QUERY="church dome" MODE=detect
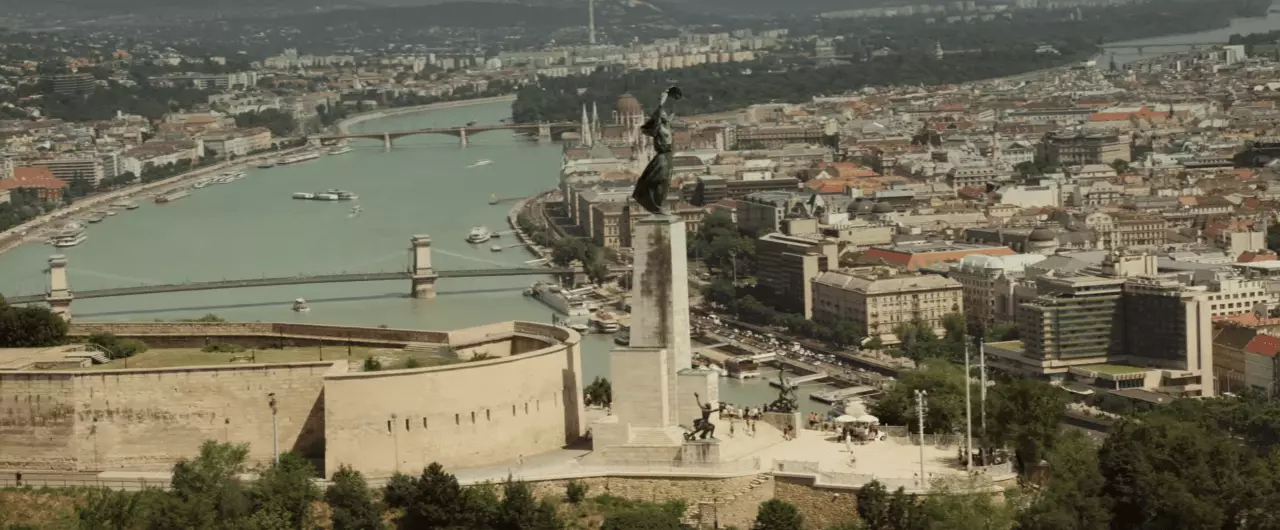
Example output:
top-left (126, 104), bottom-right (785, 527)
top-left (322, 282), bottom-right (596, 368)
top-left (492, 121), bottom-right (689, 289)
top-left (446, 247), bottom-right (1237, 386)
top-left (616, 93), bottom-right (643, 117)
top-left (1028, 227), bottom-right (1057, 242)
top-left (850, 200), bottom-right (875, 214)
top-left (872, 202), bottom-right (894, 214)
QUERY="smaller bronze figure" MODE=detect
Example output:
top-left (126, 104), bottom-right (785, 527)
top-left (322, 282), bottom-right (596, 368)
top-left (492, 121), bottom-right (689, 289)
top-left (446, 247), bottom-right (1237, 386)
top-left (631, 86), bottom-right (683, 215)
top-left (768, 368), bottom-right (799, 414)
top-left (687, 392), bottom-right (725, 440)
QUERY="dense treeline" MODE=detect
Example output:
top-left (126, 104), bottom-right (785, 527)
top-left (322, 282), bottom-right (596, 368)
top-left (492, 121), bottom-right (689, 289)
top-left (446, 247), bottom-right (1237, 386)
top-left (512, 48), bottom-right (1082, 124)
top-left (0, 294), bottom-right (67, 348)
top-left (513, 0), bottom-right (1275, 123)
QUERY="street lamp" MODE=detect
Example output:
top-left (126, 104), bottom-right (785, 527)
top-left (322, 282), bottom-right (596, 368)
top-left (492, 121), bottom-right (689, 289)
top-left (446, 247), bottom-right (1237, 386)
top-left (915, 390), bottom-right (927, 489)
top-left (267, 393), bottom-right (279, 465)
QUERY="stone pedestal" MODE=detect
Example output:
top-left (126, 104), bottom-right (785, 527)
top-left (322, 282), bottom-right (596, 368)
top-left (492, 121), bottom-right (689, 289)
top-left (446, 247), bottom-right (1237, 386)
top-left (681, 439), bottom-right (721, 464)
top-left (611, 347), bottom-right (672, 428)
top-left (677, 368), bottom-right (719, 429)
top-left (591, 214), bottom-right (717, 465)
top-left (630, 215), bottom-right (693, 425)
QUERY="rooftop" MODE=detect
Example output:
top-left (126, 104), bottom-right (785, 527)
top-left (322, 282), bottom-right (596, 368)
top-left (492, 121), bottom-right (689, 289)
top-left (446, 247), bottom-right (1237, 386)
top-left (1076, 363), bottom-right (1149, 375)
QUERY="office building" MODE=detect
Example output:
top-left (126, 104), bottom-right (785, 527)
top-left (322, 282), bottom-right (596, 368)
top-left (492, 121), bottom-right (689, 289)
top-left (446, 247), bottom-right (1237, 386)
top-left (31, 156), bottom-right (105, 185)
top-left (947, 253), bottom-right (1046, 325)
top-left (755, 232), bottom-right (839, 317)
top-left (50, 73), bottom-right (96, 94)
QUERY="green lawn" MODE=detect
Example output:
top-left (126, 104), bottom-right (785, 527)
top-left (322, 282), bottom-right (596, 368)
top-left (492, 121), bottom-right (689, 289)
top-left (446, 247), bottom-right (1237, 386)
top-left (1079, 364), bottom-right (1149, 375)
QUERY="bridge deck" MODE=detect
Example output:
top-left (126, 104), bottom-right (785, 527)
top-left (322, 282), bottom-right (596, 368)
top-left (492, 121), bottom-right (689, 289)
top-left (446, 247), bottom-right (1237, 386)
top-left (5, 267), bottom-right (596, 304)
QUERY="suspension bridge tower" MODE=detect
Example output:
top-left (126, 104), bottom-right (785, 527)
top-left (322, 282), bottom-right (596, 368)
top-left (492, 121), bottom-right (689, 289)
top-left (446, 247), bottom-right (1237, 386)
top-left (46, 254), bottom-right (73, 320)
top-left (409, 235), bottom-right (439, 299)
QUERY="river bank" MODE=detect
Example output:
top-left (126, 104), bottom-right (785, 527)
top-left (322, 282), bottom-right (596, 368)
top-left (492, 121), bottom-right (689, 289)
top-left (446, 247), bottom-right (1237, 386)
top-left (0, 95), bottom-right (519, 260)
top-left (0, 146), bottom-right (314, 257)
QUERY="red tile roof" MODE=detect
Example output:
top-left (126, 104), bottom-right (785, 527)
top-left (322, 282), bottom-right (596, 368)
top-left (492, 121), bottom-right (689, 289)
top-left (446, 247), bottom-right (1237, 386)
top-left (1246, 334), bottom-right (1280, 358)
top-left (0, 167), bottom-right (64, 191)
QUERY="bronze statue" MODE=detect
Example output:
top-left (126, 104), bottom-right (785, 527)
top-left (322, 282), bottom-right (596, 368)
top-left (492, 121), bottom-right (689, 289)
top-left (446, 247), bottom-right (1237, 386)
top-left (686, 392), bottom-right (724, 441)
top-left (632, 86), bottom-right (682, 215)
top-left (768, 367), bottom-right (799, 414)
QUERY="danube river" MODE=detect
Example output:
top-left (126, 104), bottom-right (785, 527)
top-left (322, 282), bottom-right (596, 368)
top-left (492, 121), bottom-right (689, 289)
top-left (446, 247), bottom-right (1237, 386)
top-left (0, 100), bottom-right (828, 414)
top-left (1109, 10), bottom-right (1280, 65)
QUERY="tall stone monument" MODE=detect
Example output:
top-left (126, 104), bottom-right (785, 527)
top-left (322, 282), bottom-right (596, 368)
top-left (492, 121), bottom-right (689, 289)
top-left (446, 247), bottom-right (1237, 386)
top-left (591, 213), bottom-right (719, 464)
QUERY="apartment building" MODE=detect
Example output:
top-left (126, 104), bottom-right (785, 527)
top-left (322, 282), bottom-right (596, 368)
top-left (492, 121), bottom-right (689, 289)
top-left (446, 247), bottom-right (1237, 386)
top-left (811, 268), bottom-right (963, 344)
top-left (1108, 212), bottom-right (1168, 249)
top-left (947, 253), bottom-right (1047, 324)
top-left (202, 128), bottom-right (272, 158)
top-left (590, 202), bottom-right (631, 250)
top-left (30, 156), bottom-right (104, 185)
top-left (755, 232), bottom-right (839, 317)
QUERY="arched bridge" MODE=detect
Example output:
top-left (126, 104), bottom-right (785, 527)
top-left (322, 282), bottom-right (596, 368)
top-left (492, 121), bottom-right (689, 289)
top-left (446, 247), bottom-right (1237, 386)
top-left (28, 234), bottom-right (630, 319)
top-left (1099, 40), bottom-right (1229, 53)
top-left (4, 268), bottom-right (583, 305)
top-left (319, 122), bottom-right (581, 151)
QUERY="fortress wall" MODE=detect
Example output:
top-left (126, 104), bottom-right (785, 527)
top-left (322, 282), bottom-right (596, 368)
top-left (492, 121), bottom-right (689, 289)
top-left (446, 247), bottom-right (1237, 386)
top-left (69, 362), bottom-right (345, 471)
top-left (324, 323), bottom-right (584, 478)
top-left (0, 373), bottom-right (79, 470)
top-left (68, 322), bottom-right (449, 349)
top-left (0, 362), bottom-right (344, 472)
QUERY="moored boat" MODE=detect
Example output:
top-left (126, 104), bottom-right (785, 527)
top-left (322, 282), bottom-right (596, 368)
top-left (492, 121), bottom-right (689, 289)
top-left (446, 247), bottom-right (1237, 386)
top-left (52, 233), bottom-right (87, 248)
top-left (293, 298), bottom-right (311, 312)
top-left (155, 190), bottom-right (190, 204)
top-left (590, 311), bottom-right (621, 333)
top-left (466, 226), bottom-right (492, 243)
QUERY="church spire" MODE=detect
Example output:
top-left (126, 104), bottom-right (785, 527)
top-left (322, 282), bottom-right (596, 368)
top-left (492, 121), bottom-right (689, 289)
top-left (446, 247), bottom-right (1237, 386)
top-left (592, 101), bottom-right (601, 142)
top-left (581, 104), bottom-right (593, 148)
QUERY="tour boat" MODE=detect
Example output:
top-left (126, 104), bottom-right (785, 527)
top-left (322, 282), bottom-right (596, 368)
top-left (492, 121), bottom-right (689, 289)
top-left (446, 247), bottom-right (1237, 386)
top-left (85, 213), bottom-right (107, 224)
top-left (467, 159), bottom-right (493, 168)
top-left (590, 312), bottom-right (621, 333)
top-left (52, 233), bottom-right (87, 248)
top-left (257, 162), bottom-right (275, 169)
top-left (155, 190), bottom-right (190, 204)
top-left (325, 189), bottom-right (358, 201)
top-left (292, 298), bottom-right (311, 312)
top-left (329, 146), bottom-right (354, 156)
top-left (125, 203), bottom-right (140, 210)
top-left (466, 226), bottom-right (492, 244)
top-left (726, 358), bottom-right (762, 380)
top-left (315, 193), bottom-right (340, 201)
top-left (280, 152), bottom-right (321, 165)
top-left (527, 282), bottom-right (594, 317)
top-left (293, 192), bottom-right (316, 200)
top-left (490, 244), bottom-right (504, 252)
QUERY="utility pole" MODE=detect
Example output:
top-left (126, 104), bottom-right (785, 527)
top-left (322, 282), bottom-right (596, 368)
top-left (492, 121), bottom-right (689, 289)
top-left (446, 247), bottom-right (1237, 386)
top-left (915, 390), bottom-right (927, 489)
top-left (268, 393), bottom-right (279, 465)
top-left (964, 341), bottom-right (973, 472)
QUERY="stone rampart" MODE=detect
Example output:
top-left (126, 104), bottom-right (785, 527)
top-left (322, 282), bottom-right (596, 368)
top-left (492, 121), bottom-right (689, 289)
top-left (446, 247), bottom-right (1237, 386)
top-left (324, 322), bottom-right (584, 478)
top-left (68, 322), bottom-right (450, 349)
top-left (0, 362), bottom-right (345, 472)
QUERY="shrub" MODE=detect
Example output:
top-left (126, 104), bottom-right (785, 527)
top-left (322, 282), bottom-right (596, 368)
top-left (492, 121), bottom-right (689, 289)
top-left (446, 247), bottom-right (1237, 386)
top-left (87, 332), bottom-right (148, 359)
top-left (202, 343), bottom-right (246, 353)
top-left (363, 357), bottom-right (383, 371)
top-left (565, 480), bottom-right (588, 504)
top-left (404, 357), bottom-right (423, 369)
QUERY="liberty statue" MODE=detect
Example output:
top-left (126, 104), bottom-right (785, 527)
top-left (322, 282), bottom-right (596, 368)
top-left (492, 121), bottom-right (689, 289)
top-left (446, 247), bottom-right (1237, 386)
top-left (631, 86), bottom-right (683, 215)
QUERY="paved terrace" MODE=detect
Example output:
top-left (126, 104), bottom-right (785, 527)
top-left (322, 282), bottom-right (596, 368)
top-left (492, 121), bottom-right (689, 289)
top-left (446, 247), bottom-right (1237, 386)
top-left (0, 410), bottom-right (1011, 495)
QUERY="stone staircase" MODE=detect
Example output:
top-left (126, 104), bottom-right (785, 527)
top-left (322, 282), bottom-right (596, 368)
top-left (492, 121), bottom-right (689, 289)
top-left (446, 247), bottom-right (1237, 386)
top-left (401, 342), bottom-right (446, 354)
top-left (681, 473), bottom-right (775, 528)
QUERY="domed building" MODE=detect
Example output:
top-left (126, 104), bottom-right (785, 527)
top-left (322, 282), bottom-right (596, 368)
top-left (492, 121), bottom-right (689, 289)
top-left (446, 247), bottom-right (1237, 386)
top-left (1027, 227), bottom-right (1061, 255)
top-left (872, 202), bottom-right (895, 215)
top-left (614, 93), bottom-right (644, 129)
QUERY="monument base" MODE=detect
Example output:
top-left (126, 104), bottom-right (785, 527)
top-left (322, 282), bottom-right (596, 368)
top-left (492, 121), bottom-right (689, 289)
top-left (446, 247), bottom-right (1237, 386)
top-left (681, 439), bottom-right (722, 465)
top-left (677, 368), bottom-right (719, 430)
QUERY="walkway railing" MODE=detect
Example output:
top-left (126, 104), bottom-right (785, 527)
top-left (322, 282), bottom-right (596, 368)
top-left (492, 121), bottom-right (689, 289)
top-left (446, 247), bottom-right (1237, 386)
top-left (771, 459), bottom-right (1012, 493)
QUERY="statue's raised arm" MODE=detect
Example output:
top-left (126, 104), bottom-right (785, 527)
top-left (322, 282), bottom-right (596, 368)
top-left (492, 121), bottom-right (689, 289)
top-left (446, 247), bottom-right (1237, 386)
top-left (631, 86), bottom-right (683, 216)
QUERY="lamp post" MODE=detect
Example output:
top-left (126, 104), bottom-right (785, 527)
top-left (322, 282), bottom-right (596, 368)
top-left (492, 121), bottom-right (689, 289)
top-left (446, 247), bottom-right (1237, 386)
top-left (964, 341), bottom-right (973, 472)
top-left (915, 390), bottom-right (927, 489)
top-left (267, 393), bottom-right (279, 465)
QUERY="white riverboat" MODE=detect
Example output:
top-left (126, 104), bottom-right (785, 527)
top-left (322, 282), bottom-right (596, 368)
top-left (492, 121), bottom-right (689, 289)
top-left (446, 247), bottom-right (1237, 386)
top-left (525, 282), bottom-right (594, 317)
top-left (293, 298), bottom-right (311, 312)
top-left (467, 159), bottom-right (493, 168)
top-left (329, 146), bottom-right (354, 156)
top-left (590, 311), bottom-right (621, 333)
top-left (52, 233), bottom-right (87, 248)
top-left (466, 226), bottom-right (492, 244)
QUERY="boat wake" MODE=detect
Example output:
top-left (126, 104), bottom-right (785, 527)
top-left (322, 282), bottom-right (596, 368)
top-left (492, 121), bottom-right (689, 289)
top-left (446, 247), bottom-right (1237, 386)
top-left (432, 248), bottom-right (509, 267)
top-left (73, 268), bottom-right (162, 285)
